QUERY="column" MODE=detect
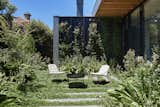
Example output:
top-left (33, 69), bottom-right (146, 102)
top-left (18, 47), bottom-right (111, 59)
top-left (53, 16), bottom-right (59, 65)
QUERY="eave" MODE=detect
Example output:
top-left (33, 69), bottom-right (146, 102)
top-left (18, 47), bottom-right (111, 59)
top-left (93, 0), bottom-right (145, 17)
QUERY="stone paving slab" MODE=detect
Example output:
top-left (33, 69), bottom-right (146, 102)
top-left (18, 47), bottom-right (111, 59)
top-left (65, 92), bottom-right (106, 95)
top-left (44, 98), bottom-right (100, 102)
top-left (40, 106), bottom-right (103, 107)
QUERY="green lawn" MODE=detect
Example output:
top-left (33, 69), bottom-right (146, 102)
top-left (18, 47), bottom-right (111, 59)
top-left (21, 70), bottom-right (110, 107)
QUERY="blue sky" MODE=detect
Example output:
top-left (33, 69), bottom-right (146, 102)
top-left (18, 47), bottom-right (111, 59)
top-left (10, 0), bottom-right (96, 29)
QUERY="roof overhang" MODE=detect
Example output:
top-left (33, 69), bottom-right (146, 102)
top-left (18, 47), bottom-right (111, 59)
top-left (93, 0), bottom-right (145, 17)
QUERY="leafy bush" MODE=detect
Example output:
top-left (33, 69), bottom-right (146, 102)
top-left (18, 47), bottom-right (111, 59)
top-left (60, 55), bottom-right (106, 74)
top-left (0, 22), bottom-right (47, 106)
top-left (0, 0), bottom-right (16, 29)
top-left (59, 22), bottom-right (106, 60)
top-left (104, 49), bottom-right (160, 107)
top-left (60, 55), bottom-right (85, 74)
top-left (87, 22), bottom-right (105, 59)
top-left (123, 49), bottom-right (136, 71)
top-left (0, 2), bottom-right (50, 106)
top-left (29, 20), bottom-right (53, 58)
top-left (59, 22), bottom-right (81, 58)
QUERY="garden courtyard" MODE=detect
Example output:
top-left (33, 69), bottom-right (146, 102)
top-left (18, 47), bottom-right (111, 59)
top-left (33, 70), bottom-right (110, 107)
top-left (0, 0), bottom-right (160, 107)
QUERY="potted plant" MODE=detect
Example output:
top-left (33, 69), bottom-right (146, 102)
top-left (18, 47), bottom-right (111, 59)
top-left (60, 55), bottom-right (86, 78)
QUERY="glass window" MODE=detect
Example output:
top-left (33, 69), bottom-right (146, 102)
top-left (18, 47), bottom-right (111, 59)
top-left (145, 0), bottom-right (160, 58)
top-left (130, 8), bottom-right (141, 55)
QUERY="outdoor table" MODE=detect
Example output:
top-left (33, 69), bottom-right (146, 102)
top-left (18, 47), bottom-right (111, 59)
top-left (67, 73), bottom-right (88, 88)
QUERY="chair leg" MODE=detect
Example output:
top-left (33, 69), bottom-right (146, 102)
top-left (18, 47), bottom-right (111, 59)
top-left (103, 76), bottom-right (109, 82)
top-left (93, 76), bottom-right (98, 81)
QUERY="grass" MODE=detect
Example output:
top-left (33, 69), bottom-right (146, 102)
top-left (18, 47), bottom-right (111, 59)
top-left (13, 70), bottom-right (111, 107)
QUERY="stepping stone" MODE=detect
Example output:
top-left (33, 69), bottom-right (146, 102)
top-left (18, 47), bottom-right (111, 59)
top-left (65, 92), bottom-right (106, 95)
top-left (40, 105), bottom-right (102, 107)
top-left (43, 98), bottom-right (100, 103)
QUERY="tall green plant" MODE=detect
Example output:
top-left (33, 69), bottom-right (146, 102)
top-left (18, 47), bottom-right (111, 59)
top-left (104, 49), bottom-right (160, 107)
top-left (0, 25), bottom-right (47, 106)
top-left (29, 20), bottom-right (53, 58)
top-left (123, 49), bottom-right (136, 72)
top-left (87, 22), bottom-right (105, 59)
top-left (59, 22), bottom-right (72, 59)
top-left (60, 56), bottom-right (106, 74)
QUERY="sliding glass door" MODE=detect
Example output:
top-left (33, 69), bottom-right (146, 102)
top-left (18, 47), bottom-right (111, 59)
top-left (144, 0), bottom-right (160, 58)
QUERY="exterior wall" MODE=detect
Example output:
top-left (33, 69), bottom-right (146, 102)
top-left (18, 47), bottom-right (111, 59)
top-left (53, 17), bottom-right (60, 65)
top-left (123, 6), bottom-right (144, 56)
top-left (53, 17), bottom-right (123, 63)
top-left (122, 0), bottom-right (160, 59)
top-left (144, 0), bottom-right (160, 59)
top-left (100, 17), bottom-right (123, 62)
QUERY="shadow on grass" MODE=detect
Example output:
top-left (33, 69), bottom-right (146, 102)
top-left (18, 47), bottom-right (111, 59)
top-left (93, 80), bottom-right (110, 85)
top-left (51, 79), bottom-right (69, 84)
top-left (69, 82), bottom-right (88, 89)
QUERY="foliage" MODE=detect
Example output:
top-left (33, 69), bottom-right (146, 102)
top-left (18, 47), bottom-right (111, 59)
top-left (59, 22), bottom-right (105, 60)
top-left (59, 22), bottom-right (76, 59)
top-left (60, 55), bottom-right (84, 74)
top-left (0, 0), bottom-right (8, 11)
top-left (0, 0), bottom-right (16, 14)
top-left (0, 0), bottom-right (16, 29)
top-left (0, 15), bottom-right (7, 30)
top-left (83, 56), bottom-right (106, 73)
top-left (72, 26), bottom-right (81, 55)
top-left (0, 21), bottom-right (47, 106)
top-left (0, 1), bottom-right (50, 106)
top-left (60, 55), bottom-right (106, 74)
top-left (152, 46), bottom-right (160, 66)
top-left (123, 49), bottom-right (136, 73)
top-left (87, 22), bottom-right (105, 59)
top-left (29, 19), bottom-right (53, 58)
top-left (104, 49), bottom-right (160, 107)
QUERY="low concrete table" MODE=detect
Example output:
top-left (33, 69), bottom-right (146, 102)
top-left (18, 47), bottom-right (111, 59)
top-left (67, 73), bottom-right (87, 88)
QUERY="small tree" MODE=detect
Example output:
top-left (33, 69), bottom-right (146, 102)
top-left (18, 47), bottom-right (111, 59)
top-left (123, 49), bottom-right (136, 72)
top-left (59, 22), bottom-right (72, 59)
top-left (0, 0), bottom-right (16, 29)
top-left (29, 20), bottom-right (53, 59)
top-left (87, 22), bottom-right (105, 59)
top-left (73, 26), bottom-right (81, 55)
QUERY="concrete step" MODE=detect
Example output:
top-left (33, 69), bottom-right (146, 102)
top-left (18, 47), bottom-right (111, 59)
top-left (43, 98), bottom-right (100, 103)
top-left (65, 92), bottom-right (105, 95)
top-left (40, 105), bottom-right (103, 107)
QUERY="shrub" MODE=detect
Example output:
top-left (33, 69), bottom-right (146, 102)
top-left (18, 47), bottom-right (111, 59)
top-left (59, 22), bottom-right (81, 58)
top-left (0, 24), bottom-right (47, 106)
top-left (104, 49), bottom-right (160, 107)
top-left (87, 22), bottom-right (105, 59)
top-left (60, 56), bottom-right (106, 74)
top-left (29, 20), bottom-right (53, 58)
top-left (123, 49), bottom-right (136, 71)
top-left (60, 55), bottom-right (85, 74)
top-left (59, 22), bottom-right (106, 60)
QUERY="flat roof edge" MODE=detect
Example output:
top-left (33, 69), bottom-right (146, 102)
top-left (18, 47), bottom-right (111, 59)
top-left (92, 0), bottom-right (102, 16)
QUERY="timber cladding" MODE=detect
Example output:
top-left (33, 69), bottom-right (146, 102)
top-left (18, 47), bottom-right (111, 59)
top-left (95, 0), bottom-right (144, 16)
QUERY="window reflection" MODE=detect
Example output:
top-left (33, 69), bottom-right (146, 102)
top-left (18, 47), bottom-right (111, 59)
top-left (145, 0), bottom-right (160, 58)
top-left (130, 8), bottom-right (140, 54)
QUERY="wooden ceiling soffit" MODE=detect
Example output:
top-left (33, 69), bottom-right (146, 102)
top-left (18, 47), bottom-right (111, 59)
top-left (94, 0), bottom-right (144, 16)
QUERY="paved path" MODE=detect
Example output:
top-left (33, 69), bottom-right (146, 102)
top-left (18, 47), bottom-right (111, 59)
top-left (65, 92), bottom-right (105, 95)
top-left (44, 98), bottom-right (100, 103)
top-left (40, 105), bottom-right (103, 107)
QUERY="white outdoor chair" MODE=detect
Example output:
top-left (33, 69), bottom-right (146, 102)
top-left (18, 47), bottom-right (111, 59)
top-left (91, 65), bottom-right (110, 82)
top-left (48, 64), bottom-right (65, 76)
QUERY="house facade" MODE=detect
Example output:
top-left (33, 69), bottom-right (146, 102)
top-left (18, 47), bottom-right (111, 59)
top-left (14, 13), bottom-right (31, 26)
top-left (53, 0), bottom-right (160, 65)
top-left (93, 0), bottom-right (160, 59)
